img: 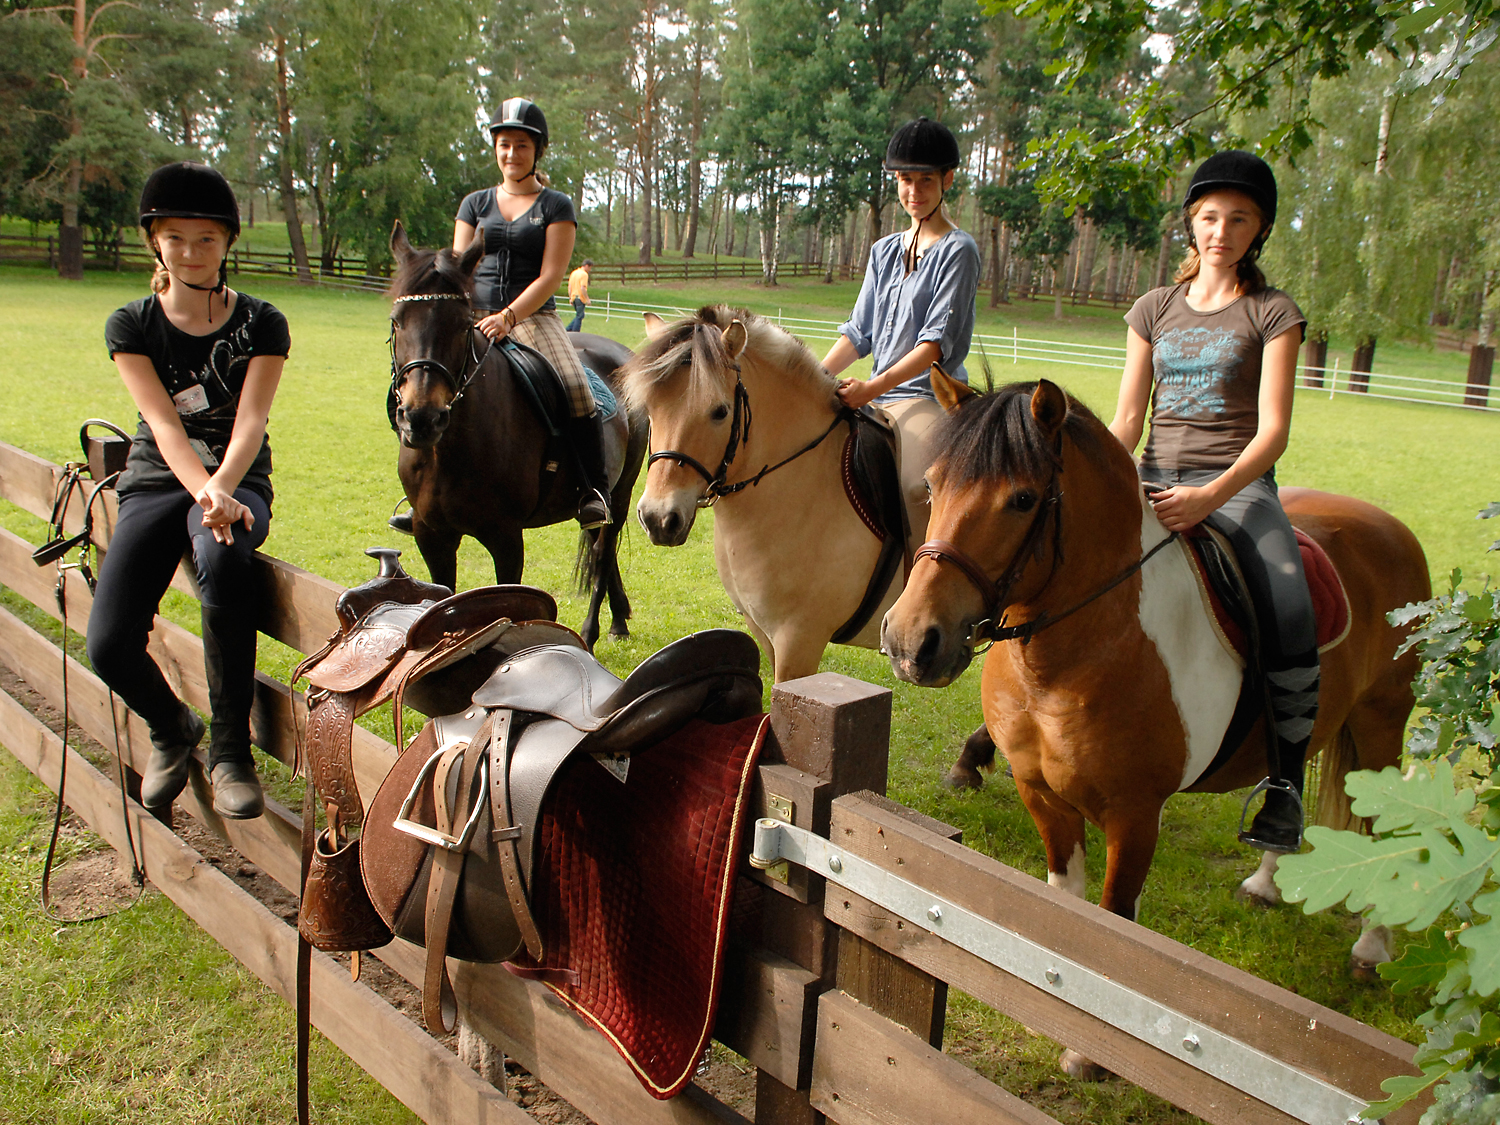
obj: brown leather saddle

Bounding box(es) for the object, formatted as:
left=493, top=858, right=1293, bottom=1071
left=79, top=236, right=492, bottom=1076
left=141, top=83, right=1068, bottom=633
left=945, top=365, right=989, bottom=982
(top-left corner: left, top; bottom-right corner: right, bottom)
left=292, top=547, right=764, bottom=1036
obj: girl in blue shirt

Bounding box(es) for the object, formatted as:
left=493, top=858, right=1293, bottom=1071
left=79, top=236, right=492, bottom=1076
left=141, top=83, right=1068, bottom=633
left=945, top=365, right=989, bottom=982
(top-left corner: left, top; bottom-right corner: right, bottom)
left=822, top=118, right=981, bottom=539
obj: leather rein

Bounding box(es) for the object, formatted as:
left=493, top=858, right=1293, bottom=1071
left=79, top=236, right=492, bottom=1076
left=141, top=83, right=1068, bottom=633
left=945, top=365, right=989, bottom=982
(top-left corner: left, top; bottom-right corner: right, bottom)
left=647, top=363, right=850, bottom=507
left=388, top=292, right=495, bottom=410
left=915, top=465, right=1180, bottom=650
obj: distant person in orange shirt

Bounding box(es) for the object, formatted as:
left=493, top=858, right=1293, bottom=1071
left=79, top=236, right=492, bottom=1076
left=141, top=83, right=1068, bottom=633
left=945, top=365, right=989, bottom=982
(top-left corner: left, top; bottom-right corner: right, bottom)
left=566, top=259, right=592, bottom=331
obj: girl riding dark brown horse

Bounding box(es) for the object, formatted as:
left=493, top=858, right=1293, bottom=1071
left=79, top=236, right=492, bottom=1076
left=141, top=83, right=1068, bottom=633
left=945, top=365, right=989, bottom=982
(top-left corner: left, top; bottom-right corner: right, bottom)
left=386, top=222, right=645, bottom=648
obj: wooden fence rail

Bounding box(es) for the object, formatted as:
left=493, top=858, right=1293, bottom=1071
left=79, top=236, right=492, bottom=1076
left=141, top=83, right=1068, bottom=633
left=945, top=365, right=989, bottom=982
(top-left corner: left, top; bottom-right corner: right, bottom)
left=0, top=436, right=1423, bottom=1125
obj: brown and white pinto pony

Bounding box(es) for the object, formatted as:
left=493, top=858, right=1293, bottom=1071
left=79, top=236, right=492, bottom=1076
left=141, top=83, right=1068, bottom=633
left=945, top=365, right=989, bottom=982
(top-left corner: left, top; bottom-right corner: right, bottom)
left=882, top=374, right=1429, bottom=1071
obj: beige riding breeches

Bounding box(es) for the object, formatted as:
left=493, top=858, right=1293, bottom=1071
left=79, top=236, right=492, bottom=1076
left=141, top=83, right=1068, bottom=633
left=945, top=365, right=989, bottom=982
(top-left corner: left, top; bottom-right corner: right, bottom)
left=878, top=396, right=946, bottom=545
left=486, top=308, right=597, bottom=418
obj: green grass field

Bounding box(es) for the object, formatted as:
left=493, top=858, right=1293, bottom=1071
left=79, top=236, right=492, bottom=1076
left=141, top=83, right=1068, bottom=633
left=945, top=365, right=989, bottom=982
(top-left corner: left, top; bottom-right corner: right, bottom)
left=0, top=263, right=1496, bottom=1123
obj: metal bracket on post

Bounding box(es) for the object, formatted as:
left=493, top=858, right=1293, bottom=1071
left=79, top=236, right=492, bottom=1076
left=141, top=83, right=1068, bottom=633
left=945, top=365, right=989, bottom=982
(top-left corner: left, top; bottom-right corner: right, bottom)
left=749, top=818, right=1376, bottom=1125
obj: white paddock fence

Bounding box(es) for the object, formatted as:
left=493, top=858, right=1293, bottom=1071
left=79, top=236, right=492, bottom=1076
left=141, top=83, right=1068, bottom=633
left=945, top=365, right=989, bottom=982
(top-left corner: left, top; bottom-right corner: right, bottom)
left=592, top=296, right=1497, bottom=414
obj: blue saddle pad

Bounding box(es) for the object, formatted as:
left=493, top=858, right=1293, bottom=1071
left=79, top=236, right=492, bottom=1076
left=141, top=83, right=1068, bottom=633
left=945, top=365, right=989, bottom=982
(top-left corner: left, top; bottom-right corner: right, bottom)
left=586, top=366, right=618, bottom=421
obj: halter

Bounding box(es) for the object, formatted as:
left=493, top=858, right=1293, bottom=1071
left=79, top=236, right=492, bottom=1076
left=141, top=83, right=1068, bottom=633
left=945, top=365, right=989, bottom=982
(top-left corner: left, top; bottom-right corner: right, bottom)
left=914, top=460, right=1180, bottom=650
left=647, top=364, right=850, bottom=508
left=388, top=293, right=494, bottom=415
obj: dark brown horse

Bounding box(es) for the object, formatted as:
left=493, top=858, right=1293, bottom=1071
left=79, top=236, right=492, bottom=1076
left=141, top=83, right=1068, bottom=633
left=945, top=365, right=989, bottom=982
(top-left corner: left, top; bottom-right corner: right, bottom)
left=386, top=222, right=647, bottom=648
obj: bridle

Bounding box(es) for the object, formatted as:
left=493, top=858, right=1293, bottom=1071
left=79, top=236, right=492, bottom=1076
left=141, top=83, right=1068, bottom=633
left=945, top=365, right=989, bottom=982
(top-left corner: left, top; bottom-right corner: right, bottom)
left=914, top=459, right=1179, bottom=650
left=647, top=360, right=849, bottom=508
left=388, top=293, right=494, bottom=417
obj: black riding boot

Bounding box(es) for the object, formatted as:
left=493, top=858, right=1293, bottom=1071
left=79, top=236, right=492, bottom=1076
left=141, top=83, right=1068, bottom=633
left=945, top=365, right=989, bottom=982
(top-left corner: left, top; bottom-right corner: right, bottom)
left=567, top=413, right=613, bottom=530
left=140, top=701, right=206, bottom=810
left=1239, top=662, right=1319, bottom=853
left=202, top=607, right=264, bottom=820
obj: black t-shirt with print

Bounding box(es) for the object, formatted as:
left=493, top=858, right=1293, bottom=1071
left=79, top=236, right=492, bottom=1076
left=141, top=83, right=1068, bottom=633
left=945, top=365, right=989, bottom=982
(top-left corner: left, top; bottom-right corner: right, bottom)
left=456, top=186, right=577, bottom=313
left=105, top=292, right=291, bottom=502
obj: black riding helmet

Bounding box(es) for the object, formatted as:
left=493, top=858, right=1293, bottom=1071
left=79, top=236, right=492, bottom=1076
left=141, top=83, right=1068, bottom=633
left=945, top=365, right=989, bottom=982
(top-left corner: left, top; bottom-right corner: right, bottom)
left=138, top=162, right=240, bottom=320
left=884, top=118, right=960, bottom=173
left=1182, top=150, right=1277, bottom=252
left=488, top=97, right=549, bottom=146
left=139, top=162, right=241, bottom=241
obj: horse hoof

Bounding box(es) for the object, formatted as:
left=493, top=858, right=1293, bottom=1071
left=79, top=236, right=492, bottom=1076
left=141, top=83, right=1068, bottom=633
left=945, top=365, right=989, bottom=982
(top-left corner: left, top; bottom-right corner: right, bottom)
left=609, top=623, right=630, bottom=638
left=1233, top=882, right=1280, bottom=909
left=1059, top=1048, right=1112, bottom=1081
left=946, top=766, right=984, bottom=790
left=1349, top=957, right=1386, bottom=984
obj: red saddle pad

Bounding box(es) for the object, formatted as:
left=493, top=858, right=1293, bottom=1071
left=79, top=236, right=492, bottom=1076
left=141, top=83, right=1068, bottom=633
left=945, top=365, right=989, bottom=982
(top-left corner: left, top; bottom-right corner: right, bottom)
left=507, top=712, right=769, bottom=1098
left=1187, top=527, right=1351, bottom=657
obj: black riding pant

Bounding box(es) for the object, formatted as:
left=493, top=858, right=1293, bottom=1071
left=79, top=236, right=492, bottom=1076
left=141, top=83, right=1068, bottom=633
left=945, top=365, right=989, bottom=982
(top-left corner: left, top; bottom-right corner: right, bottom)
left=1140, top=466, right=1320, bottom=776
left=86, top=487, right=271, bottom=769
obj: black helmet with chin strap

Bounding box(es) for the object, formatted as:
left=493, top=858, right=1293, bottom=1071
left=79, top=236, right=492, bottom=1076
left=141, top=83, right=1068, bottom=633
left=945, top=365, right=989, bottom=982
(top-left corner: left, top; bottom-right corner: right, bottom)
left=1182, top=150, right=1277, bottom=253
left=884, top=118, right=960, bottom=173
left=138, top=162, right=239, bottom=319
left=488, top=98, right=549, bottom=147
left=139, top=162, right=241, bottom=241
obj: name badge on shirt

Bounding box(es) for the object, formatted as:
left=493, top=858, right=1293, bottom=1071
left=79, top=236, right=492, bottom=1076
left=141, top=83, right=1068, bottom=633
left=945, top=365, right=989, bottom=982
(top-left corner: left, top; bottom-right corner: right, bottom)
left=172, top=383, right=210, bottom=414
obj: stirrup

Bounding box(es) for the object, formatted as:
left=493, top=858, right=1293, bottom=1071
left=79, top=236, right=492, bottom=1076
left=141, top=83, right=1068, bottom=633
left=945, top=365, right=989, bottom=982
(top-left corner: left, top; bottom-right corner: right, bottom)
left=1237, top=777, right=1304, bottom=853
left=388, top=499, right=415, bottom=537
left=578, top=488, right=612, bottom=530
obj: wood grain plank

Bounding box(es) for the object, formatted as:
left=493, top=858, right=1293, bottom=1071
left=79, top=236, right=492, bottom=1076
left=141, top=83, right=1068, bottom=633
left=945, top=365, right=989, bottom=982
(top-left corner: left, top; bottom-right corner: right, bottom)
left=827, top=795, right=1422, bottom=1125
left=810, top=991, right=1060, bottom=1125
left=0, top=684, right=528, bottom=1125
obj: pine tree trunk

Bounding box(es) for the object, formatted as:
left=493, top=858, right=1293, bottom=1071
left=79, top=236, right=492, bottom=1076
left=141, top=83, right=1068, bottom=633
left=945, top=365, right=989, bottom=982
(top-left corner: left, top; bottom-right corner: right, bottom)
left=273, top=32, right=314, bottom=284
left=1154, top=227, right=1174, bottom=288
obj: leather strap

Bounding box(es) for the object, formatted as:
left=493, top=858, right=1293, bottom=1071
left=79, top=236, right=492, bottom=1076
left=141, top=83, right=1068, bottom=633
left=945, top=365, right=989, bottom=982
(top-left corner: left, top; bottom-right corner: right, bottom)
left=488, top=710, right=544, bottom=961
left=303, top=694, right=364, bottom=830
left=296, top=775, right=315, bottom=1125
left=420, top=738, right=475, bottom=1035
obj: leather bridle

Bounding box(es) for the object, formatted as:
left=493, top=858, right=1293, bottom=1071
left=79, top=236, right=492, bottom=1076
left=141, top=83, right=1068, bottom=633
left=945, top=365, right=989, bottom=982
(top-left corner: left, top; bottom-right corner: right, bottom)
left=647, top=362, right=849, bottom=507
left=914, top=463, right=1180, bottom=650
left=388, top=293, right=494, bottom=419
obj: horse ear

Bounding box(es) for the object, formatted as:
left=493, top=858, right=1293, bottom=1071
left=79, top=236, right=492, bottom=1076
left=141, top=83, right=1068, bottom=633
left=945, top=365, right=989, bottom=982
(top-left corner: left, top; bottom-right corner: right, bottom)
left=459, top=228, right=485, bottom=275
left=1030, top=379, right=1068, bottom=439
left=722, top=319, right=749, bottom=360
left=931, top=363, right=975, bottom=414
left=643, top=312, right=667, bottom=339
left=391, top=220, right=413, bottom=263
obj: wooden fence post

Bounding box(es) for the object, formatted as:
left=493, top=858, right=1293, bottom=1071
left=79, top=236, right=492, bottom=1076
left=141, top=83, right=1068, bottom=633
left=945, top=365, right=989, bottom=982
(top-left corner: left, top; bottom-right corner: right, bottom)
left=750, top=673, right=890, bottom=1125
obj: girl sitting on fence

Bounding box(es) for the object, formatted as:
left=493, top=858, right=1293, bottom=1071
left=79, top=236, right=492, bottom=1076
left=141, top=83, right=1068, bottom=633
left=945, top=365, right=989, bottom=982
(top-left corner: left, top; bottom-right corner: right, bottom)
left=1108, top=150, right=1314, bottom=853
left=821, top=117, right=981, bottom=539
left=88, top=162, right=289, bottom=821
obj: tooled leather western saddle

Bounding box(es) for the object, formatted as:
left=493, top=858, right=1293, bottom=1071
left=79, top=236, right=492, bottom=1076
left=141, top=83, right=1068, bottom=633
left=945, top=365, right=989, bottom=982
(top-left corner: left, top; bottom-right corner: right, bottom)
left=290, top=549, right=763, bottom=1094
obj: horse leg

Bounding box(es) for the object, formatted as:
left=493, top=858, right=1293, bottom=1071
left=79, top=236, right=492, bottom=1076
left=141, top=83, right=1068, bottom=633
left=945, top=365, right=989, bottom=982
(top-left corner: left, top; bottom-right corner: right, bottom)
left=476, top=523, right=525, bottom=586
left=578, top=529, right=607, bottom=652
left=770, top=629, right=830, bottom=683
left=1014, top=778, right=1110, bottom=1080
left=1351, top=919, right=1395, bottom=982
left=948, top=725, right=998, bottom=789
left=412, top=522, right=462, bottom=592
left=598, top=520, right=632, bottom=638
left=1236, top=850, right=1283, bottom=907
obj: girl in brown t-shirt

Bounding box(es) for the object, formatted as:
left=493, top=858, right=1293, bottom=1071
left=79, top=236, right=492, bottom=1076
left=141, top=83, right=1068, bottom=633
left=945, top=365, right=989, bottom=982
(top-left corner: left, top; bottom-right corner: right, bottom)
left=1109, top=151, right=1313, bottom=855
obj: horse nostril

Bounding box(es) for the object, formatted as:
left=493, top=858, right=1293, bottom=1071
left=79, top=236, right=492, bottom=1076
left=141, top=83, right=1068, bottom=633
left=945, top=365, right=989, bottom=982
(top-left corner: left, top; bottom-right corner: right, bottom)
left=661, top=511, right=681, bottom=537
left=915, top=625, right=943, bottom=670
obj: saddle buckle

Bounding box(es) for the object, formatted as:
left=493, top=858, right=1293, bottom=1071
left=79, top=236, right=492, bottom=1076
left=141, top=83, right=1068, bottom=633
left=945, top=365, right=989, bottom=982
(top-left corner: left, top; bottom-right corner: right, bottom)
left=392, top=740, right=490, bottom=852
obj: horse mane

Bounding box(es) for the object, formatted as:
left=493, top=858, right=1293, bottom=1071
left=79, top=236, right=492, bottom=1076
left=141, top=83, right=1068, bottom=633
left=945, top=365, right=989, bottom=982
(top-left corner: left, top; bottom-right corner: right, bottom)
left=619, top=305, right=834, bottom=412
left=935, top=382, right=1112, bottom=485
left=387, top=246, right=474, bottom=300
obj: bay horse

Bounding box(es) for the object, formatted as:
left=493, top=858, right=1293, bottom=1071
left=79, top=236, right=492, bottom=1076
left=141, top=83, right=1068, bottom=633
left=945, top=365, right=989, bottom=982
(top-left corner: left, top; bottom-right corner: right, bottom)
left=882, top=374, right=1429, bottom=1072
left=620, top=306, right=917, bottom=682
left=387, top=222, right=647, bottom=648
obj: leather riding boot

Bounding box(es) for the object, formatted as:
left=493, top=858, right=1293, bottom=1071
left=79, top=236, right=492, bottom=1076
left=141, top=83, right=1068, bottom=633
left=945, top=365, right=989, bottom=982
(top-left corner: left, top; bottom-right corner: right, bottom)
left=389, top=510, right=415, bottom=536
left=567, top=413, right=613, bottom=530
left=1239, top=659, right=1319, bottom=852
left=141, top=703, right=206, bottom=809
left=210, top=758, right=264, bottom=820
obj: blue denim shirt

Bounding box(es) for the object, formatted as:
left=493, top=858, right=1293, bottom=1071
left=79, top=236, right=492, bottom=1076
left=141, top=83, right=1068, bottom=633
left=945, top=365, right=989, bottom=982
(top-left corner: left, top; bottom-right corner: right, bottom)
left=838, top=228, right=981, bottom=404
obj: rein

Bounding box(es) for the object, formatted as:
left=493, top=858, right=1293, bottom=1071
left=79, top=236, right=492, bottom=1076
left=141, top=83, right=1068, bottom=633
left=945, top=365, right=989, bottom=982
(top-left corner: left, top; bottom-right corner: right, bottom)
left=915, top=470, right=1180, bottom=649
left=647, top=366, right=850, bottom=507
left=388, top=293, right=495, bottom=413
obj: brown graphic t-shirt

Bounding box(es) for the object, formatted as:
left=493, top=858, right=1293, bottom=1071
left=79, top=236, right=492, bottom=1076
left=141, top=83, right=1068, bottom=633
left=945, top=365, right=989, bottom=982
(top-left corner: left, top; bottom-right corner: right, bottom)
left=1124, top=283, right=1306, bottom=469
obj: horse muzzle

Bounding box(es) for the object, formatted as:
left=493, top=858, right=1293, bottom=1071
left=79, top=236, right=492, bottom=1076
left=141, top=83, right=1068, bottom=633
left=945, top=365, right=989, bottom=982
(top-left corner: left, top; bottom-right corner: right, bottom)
left=880, top=611, right=975, bottom=688
left=636, top=491, right=698, bottom=547
left=397, top=404, right=451, bottom=449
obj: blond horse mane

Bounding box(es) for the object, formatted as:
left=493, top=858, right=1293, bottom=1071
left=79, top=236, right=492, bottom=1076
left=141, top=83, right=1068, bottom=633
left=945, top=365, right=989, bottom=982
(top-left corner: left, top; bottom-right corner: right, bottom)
left=619, top=305, right=835, bottom=414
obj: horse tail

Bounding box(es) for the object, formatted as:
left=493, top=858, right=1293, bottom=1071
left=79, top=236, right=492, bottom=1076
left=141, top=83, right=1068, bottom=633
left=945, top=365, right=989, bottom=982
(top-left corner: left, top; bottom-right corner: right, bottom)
left=574, top=527, right=600, bottom=596
left=1310, top=724, right=1363, bottom=834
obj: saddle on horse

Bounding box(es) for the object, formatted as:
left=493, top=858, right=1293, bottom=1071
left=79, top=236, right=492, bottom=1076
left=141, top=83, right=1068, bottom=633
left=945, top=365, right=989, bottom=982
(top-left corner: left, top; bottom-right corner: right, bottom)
left=293, top=548, right=765, bottom=1036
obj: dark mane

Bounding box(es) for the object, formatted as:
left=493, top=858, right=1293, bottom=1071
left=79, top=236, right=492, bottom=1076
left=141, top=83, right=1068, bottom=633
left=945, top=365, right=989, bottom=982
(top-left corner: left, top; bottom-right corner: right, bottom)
left=387, top=246, right=474, bottom=300
left=935, top=382, right=1109, bottom=485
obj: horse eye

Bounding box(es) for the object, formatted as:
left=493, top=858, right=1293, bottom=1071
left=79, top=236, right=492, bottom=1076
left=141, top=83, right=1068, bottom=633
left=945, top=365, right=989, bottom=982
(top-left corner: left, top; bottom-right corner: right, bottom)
left=710, top=403, right=730, bottom=422
left=1010, top=490, right=1037, bottom=513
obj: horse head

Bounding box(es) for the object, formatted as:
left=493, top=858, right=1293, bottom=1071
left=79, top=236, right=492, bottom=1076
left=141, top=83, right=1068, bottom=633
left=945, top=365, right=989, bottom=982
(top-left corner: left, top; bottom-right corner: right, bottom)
left=387, top=221, right=486, bottom=449
left=883, top=372, right=1121, bottom=686
left=620, top=306, right=754, bottom=546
